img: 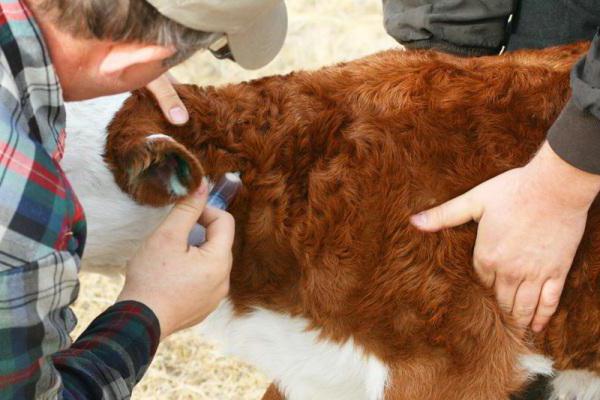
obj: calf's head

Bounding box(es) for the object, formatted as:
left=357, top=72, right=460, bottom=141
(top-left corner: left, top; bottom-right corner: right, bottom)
left=104, top=89, right=205, bottom=207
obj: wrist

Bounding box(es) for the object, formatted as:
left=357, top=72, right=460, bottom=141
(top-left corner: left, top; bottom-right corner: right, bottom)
left=526, top=142, right=600, bottom=209
left=117, top=287, right=174, bottom=340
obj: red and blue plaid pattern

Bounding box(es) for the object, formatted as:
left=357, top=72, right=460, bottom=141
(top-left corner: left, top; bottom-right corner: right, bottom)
left=0, top=1, right=160, bottom=398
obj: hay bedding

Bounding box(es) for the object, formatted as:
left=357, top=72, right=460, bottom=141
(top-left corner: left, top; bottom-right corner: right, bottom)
left=72, top=1, right=398, bottom=398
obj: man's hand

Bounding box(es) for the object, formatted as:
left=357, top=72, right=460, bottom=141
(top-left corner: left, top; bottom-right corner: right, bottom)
left=146, top=73, right=189, bottom=125
left=410, top=142, right=600, bottom=332
left=117, top=179, right=235, bottom=339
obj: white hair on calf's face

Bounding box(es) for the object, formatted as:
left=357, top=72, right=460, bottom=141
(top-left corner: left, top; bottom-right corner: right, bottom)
left=63, top=95, right=215, bottom=271
left=62, top=94, right=171, bottom=272
left=145, top=133, right=175, bottom=142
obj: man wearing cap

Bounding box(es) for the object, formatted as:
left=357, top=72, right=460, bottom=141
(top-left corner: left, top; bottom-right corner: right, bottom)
left=0, top=0, right=286, bottom=398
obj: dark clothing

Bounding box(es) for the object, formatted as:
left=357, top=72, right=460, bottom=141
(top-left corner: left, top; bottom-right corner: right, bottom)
left=382, top=0, right=514, bottom=56
left=548, top=35, right=600, bottom=174
left=384, top=0, right=600, bottom=174
left=507, top=1, right=600, bottom=50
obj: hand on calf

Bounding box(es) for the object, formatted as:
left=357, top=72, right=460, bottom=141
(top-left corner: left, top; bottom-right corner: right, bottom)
left=146, top=73, right=189, bottom=125
left=411, top=141, right=600, bottom=332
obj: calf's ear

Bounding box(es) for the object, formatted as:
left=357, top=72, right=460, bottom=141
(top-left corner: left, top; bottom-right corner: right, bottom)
left=107, top=133, right=204, bottom=207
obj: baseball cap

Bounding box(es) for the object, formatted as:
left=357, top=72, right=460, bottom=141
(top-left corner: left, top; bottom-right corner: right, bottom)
left=146, top=0, right=287, bottom=70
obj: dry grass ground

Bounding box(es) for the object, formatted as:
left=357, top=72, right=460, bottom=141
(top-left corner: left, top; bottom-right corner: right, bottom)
left=73, top=1, right=398, bottom=398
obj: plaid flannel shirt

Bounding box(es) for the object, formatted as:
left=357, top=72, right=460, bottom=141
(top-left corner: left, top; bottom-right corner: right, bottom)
left=0, top=1, right=160, bottom=399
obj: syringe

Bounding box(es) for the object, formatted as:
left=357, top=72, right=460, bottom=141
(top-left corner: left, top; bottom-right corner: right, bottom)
left=188, top=172, right=242, bottom=246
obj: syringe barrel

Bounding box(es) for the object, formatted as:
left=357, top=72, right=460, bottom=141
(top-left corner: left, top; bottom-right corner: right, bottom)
left=188, top=172, right=242, bottom=246
left=206, top=172, right=242, bottom=210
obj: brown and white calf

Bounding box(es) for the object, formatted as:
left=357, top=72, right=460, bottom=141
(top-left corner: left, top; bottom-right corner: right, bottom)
left=63, top=42, right=600, bottom=399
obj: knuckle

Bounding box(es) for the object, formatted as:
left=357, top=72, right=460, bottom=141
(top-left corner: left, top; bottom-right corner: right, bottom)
left=224, top=212, right=236, bottom=228
left=523, top=270, right=542, bottom=283
left=541, top=292, right=561, bottom=308
left=214, top=207, right=233, bottom=219
left=158, top=91, right=180, bottom=103
left=514, top=305, right=536, bottom=317
left=531, top=264, right=560, bottom=281
left=548, top=266, right=565, bottom=279
left=476, top=253, right=497, bottom=270
left=176, top=202, right=201, bottom=215
left=433, top=206, right=447, bottom=226
left=502, top=270, right=523, bottom=285
left=216, top=208, right=234, bottom=221
left=149, top=82, right=175, bottom=97
left=213, top=210, right=236, bottom=232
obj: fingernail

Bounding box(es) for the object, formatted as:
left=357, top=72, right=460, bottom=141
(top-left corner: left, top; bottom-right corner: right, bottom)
left=169, top=107, right=188, bottom=125
left=195, top=177, right=209, bottom=197
left=410, top=212, right=427, bottom=227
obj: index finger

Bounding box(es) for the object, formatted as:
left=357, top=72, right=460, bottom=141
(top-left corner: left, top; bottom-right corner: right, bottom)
left=410, top=189, right=482, bottom=233
left=198, top=207, right=236, bottom=250
left=146, top=74, right=189, bottom=125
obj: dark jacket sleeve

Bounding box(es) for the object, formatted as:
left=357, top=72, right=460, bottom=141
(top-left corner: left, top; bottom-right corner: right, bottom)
left=548, top=33, right=600, bottom=174
left=382, top=0, right=514, bottom=56
left=52, top=301, right=160, bottom=399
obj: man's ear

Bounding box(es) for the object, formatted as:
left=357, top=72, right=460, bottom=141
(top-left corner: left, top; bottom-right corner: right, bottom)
left=99, top=43, right=175, bottom=76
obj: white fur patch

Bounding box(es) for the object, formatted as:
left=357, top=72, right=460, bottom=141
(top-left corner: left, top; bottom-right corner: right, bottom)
left=197, top=300, right=389, bottom=400
left=519, top=354, right=555, bottom=378
left=551, top=370, right=600, bottom=400
left=145, top=133, right=175, bottom=142
left=63, top=95, right=172, bottom=272
left=169, top=173, right=189, bottom=197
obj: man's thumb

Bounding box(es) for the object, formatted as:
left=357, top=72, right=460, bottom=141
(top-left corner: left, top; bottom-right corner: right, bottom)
left=157, top=178, right=209, bottom=240
left=410, top=191, right=478, bottom=232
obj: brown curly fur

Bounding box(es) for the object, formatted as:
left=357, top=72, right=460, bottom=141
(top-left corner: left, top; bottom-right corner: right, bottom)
left=104, top=42, right=599, bottom=399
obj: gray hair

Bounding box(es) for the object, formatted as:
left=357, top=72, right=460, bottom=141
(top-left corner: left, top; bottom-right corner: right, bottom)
left=35, top=0, right=221, bottom=64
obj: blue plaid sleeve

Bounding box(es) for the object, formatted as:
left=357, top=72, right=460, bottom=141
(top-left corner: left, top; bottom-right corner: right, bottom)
left=0, top=1, right=161, bottom=398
